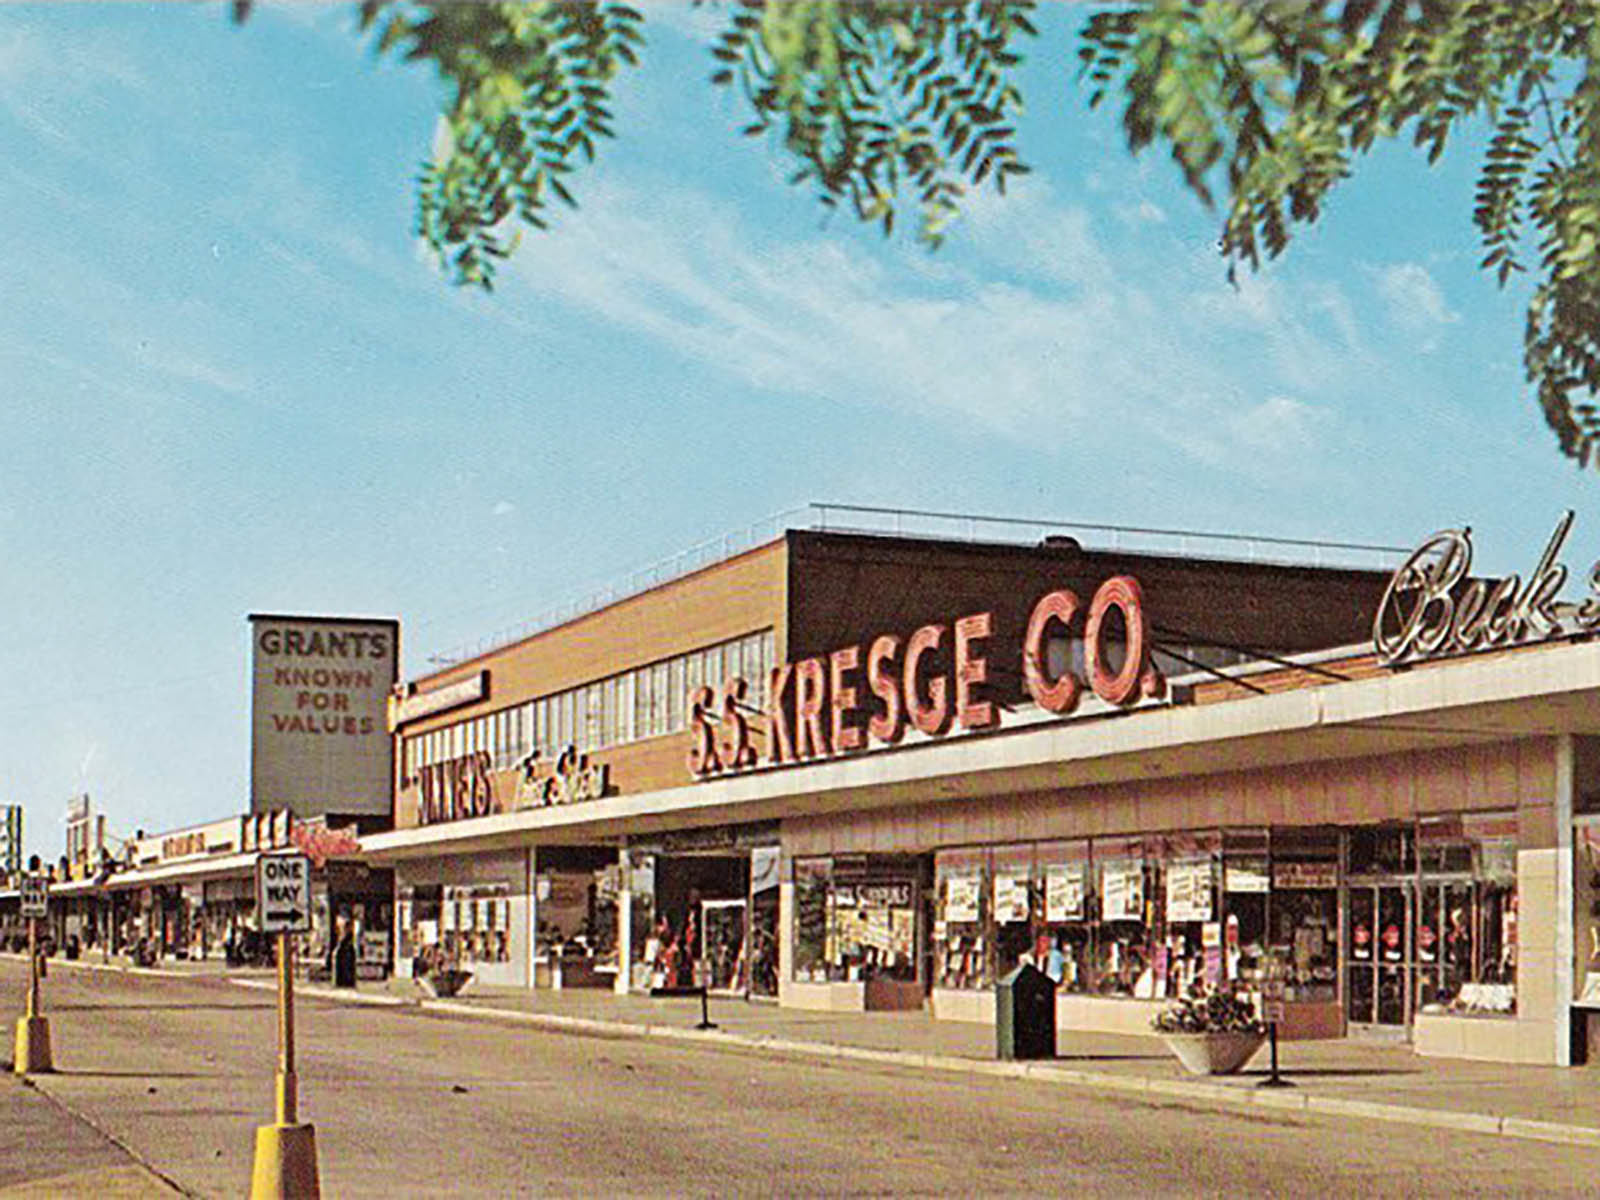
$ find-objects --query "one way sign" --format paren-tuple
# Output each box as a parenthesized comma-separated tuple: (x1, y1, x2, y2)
(256, 852, 312, 934)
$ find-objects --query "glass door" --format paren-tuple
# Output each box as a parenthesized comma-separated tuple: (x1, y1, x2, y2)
(1346, 883, 1412, 1028)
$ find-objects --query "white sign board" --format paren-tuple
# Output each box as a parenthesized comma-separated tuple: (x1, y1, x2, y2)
(249, 614, 398, 819)
(256, 854, 313, 933)
(20, 875, 47, 919)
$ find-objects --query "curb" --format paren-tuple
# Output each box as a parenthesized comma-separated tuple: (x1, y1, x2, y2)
(15, 955, 1600, 1150)
(393, 993, 1600, 1150)
(229, 977, 410, 1008)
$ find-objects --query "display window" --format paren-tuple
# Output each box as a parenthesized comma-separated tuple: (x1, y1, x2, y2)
(1269, 827, 1339, 1005)
(790, 856, 919, 985)
(1222, 829, 1269, 991)
(1576, 824, 1600, 1005)
(991, 844, 1036, 980)
(935, 850, 990, 990)
(1414, 812, 1516, 1016)
(1095, 837, 1150, 997)
(1152, 832, 1221, 999)
(1037, 840, 1093, 993)
(792, 858, 830, 982)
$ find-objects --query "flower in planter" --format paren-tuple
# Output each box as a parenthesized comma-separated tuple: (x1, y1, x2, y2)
(1150, 987, 1264, 1035)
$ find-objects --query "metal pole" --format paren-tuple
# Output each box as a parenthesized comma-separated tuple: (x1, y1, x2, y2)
(276, 930, 297, 1125)
(26, 916, 39, 1019)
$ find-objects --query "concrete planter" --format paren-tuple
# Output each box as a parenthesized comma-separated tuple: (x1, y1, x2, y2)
(416, 968, 473, 999)
(1160, 1030, 1265, 1076)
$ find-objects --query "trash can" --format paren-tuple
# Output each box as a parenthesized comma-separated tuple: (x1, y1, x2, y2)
(995, 962, 1056, 1060)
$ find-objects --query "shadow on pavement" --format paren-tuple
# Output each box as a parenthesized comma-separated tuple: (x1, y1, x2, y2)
(53, 1002, 273, 1012)
(1240, 1067, 1421, 1079)
(51, 1069, 230, 1079)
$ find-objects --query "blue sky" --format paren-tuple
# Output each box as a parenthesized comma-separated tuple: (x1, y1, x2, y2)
(5, 3, 1600, 862)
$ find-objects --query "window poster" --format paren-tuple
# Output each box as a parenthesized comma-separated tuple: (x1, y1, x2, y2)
(944, 872, 981, 923)
(993, 872, 1030, 925)
(1165, 858, 1214, 923)
(1225, 861, 1270, 894)
(1044, 864, 1085, 922)
(1101, 861, 1143, 922)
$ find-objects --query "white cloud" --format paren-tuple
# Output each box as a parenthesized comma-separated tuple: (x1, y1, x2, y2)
(1230, 394, 1327, 454)
(501, 173, 1370, 463)
(492, 500, 516, 517)
(1376, 262, 1458, 330)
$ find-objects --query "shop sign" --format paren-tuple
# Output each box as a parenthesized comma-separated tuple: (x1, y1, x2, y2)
(249, 614, 397, 818)
(162, 831, 208, 861)
(1374, 510, 1600, 666)
(688, 576, 1166, 779)
(515, 745, 610, 809)
(0, 805, 22, 877)
(1225, 862, 1270, 894)
(289, 820, 362, 866)
(240, 810, 294, 854)
(836, 881, 913, 908)
(1272, 861, 1337, 890)
(417, 750, 496, 825)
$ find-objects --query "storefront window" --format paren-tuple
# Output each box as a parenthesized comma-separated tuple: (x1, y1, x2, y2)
(1150, 832, 1219, 998)
(1222, 829, 1269, 990)
(831, 875, 917, 983)
(792, 858, 830, 982)
(1095, 837, 1150, 997)
(790, 856, 918, 985)
(1415, 813, 1516, 1015)
(1038, 840, 1093, 993)
(1347, 824, 1415, 876)
(991, 844, 1036, 980)
(935, 850, 990, 990)
(1577, 825, 1600, 1004)
(1269, 828, 1338, 1004)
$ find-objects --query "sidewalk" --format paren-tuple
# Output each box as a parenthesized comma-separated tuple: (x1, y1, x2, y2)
(30, 953, 1600, 1148)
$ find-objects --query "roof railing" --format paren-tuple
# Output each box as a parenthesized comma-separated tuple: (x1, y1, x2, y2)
(421, 502, 1409, 668)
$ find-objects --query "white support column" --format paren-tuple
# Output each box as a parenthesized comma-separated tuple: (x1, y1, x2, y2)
(524, 846, 538, 991)
(1557, 735, 1576, 1066)
(615, 842, 632, 996)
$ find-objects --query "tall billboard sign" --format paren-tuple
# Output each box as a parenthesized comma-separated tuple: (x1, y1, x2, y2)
(0, 805, 21, 878)
(249, 614, 398, 819)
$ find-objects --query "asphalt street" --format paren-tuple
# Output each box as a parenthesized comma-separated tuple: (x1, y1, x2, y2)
(4, 960, 1600, 1197)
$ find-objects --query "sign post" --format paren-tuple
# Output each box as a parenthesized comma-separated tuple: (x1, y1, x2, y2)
(13, 874, 52, 1074)
(250, 852, 320, 1199)
(1257, 971, 1294, 1090)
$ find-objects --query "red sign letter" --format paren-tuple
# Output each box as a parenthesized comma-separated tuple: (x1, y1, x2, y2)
(830, 646, 864, 753)
(794, 657, 829, 758)
(903, 624, 950, 737)
(953, 612, 996, 730)
(866, 634, 904, 745)
(1023, 589, 1081, 714)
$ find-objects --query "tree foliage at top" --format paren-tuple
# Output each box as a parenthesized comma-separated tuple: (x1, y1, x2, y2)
(233, 1, 1600, 469)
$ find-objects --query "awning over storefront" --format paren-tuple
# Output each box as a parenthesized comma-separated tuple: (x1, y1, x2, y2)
(362, 637, 1600, 864)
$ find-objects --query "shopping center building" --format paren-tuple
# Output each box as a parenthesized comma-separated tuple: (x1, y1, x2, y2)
(363, 505, 1600, 1061)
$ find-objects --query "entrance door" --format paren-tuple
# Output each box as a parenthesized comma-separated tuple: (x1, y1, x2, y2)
(1346, 883, 1412, 1029)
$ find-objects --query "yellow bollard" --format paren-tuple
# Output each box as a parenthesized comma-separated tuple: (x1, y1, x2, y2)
(249, 930, 319, 1199)
(13, 917, 53, 1075)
